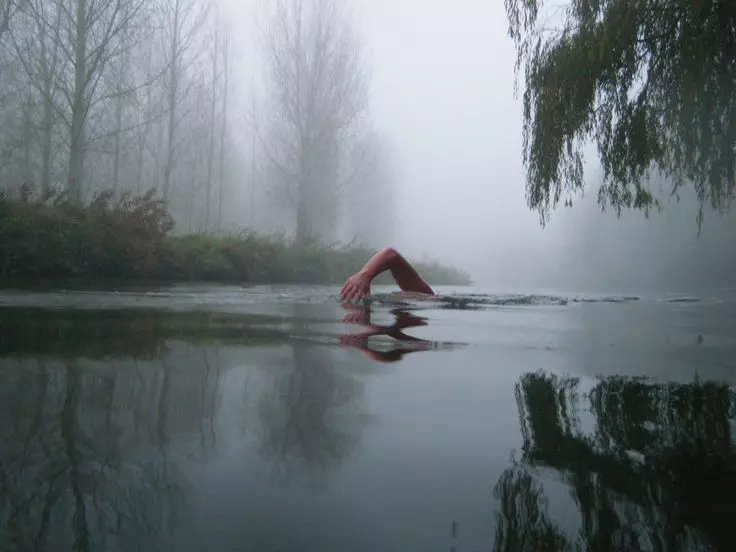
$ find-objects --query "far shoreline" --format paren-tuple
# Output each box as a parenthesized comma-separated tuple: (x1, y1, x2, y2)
(0, 191, 473, 291)
(0, 278, 473, 293)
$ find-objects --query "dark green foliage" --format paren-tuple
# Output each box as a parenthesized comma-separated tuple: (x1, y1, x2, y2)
(505, 0, 736, 224)
(0, 188, 472, 286)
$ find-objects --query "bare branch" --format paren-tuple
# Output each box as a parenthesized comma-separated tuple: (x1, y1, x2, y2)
(260, 0, 370, 243)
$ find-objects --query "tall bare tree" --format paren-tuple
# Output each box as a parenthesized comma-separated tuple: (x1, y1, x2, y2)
(38, 2, 63, 193)
(203, 13, 218, 231)
(67, 0, 147, 201)
(7, 0, 66, 192)
(260, 0, 369, 246)
(110, 30, 134, 194)
(160, 0, 208, 200)
(132, 23, 158, 195)
(13, 0, 147, 201)
(0, 0, 255, 238)
(216, 21, 229, 231)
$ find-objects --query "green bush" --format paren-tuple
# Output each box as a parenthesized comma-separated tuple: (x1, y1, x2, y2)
(0, 187, 472, 287)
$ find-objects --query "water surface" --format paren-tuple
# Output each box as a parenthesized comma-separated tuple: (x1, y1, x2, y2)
(1, 285, 735, 551)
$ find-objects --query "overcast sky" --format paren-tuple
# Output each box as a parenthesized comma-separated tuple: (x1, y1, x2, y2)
(216, 0, 734, 292)
(219, 0, 569, 287)
(353, 0, 566, 282)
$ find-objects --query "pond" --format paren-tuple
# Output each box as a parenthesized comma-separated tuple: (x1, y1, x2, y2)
(1, 284, 735, 551)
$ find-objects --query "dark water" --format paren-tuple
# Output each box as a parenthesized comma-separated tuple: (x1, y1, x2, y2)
(1, 284, 735, 552)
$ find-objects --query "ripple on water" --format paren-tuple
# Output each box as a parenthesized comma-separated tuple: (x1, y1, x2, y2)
(0, 287, 658, 313)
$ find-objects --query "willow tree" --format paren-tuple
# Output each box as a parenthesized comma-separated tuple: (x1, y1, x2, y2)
(505, 0, 736, 225)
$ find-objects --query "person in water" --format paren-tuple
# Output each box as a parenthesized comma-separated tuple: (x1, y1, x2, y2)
(340, 247, 435, 302)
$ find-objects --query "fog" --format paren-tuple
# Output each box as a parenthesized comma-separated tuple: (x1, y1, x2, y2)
(1, 0, 733, 292)
(220, 0, 567, 286)
(221, 0, 734, 293)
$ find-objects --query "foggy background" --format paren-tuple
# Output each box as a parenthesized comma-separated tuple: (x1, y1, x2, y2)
(1, 0, 733, 292)
(222, 0, 736, 293)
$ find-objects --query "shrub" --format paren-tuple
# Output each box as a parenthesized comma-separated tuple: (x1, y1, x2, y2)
(0, 188, 472, 287)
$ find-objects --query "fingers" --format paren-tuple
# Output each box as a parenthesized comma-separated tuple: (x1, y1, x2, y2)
(341, 283, 352, 301)
(344, 285, 360, 303)
(343, 284, 359, 301)
(340, 281, 369, 303)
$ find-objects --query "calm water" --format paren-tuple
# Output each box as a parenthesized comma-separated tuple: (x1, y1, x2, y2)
(1, 284, 735, 552)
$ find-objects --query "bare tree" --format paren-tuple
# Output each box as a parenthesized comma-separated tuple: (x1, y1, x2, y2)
(7, 0, 66, 192)
(67, 0, 147, 201)
(133, 24, 158, 195)
(203, 13, 218, 231)
(110, 30, 134, 194)
(260, 0, 369, 246)
(38, 3, 64, 193)
(12, 0, 148, 201)
(160, 0, 208, 200)
(0, 0, 254, 237)
(216, 20, 229, 231)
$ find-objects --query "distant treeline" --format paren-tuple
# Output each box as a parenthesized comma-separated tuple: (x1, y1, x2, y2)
(0, 187, 472, 287)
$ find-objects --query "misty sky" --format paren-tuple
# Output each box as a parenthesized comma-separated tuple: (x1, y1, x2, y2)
(221, 0, 565, 286)
(220, 0, 733, 291)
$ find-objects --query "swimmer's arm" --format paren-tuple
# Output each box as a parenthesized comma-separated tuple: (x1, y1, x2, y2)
(359, 248, 435, 295)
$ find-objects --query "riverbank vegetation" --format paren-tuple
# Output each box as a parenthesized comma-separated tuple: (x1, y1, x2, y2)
(0, 188, 471, 287)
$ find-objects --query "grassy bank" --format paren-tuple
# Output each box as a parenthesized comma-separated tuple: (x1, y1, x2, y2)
(0, 188, 472, 287)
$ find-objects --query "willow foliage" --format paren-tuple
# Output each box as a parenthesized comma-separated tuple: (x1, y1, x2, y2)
(505, 0, 736, 225)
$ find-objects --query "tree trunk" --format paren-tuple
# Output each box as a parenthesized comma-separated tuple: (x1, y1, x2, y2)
(134, 127, 147, 195)
(296, 171, 311, 246)
(155, 89, 166, 190)
(162, 1, 181, 200)
(250, 97, 257, 222)
(296, 201, 310, 246)
(66, 0, 88, 203)
(39, 9, 57, 194)
(39, 4, 62, 195)
(217, 28, 229, 231)
(204, 24, 218, 232)
(296, 142, 313, 246)
(112, 92, 124, 195)
(135, 38, 154, 195)
(112, 29, 133, 196)
(21, 82, 32, 184)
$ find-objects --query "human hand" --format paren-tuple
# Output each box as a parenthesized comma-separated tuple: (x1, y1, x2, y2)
(340, 272, 372, 302)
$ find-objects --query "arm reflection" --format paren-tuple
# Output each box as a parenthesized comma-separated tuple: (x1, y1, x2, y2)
(339, 304, 435, 363)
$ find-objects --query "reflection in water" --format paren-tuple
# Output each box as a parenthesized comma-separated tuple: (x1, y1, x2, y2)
(496, 371, 736, 552)
(0, 306, 371, 550)
(3, 296, 736, 551)
(257, 303, 371, 487)
(0, 356, 197, 551)
(339, 304, 437, 362)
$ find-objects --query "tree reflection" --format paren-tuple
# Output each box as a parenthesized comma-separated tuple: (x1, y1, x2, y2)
(257, 303, 371, 486)
(495, 371, 736, 551)
(493, 467, 569, 552)
(0, 347, 224, 551)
